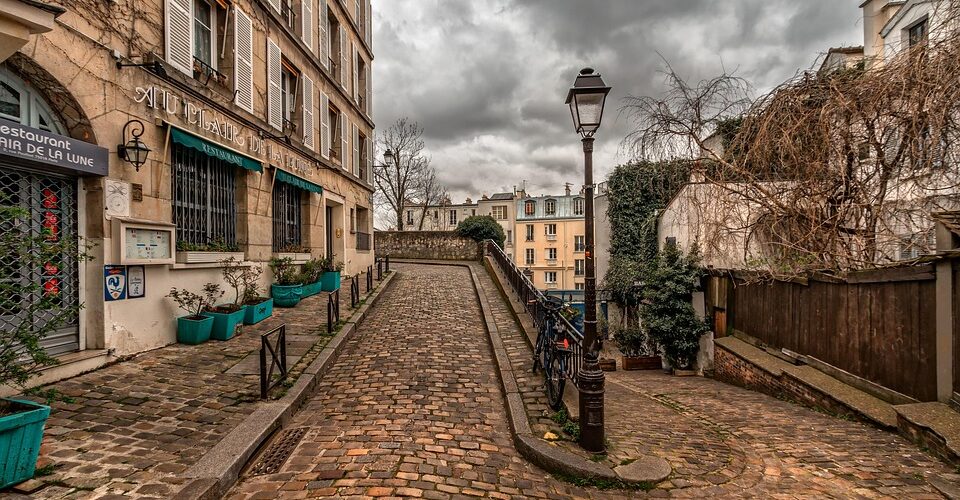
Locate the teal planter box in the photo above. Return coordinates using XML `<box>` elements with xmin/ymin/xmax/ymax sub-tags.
<box><xmin>177</xmin><ymin>315</ymin><xmax>213</xmax><ymax>345</ymax></box>
<box><xmin>302</xmin><ymin>281</ymin><xmax>323</xmax><ymax>297</ymax></box>
<box><xmin>271</xmin><ymin>283</ymin><xmax>303</xmax><ymax>308</ymax></box>
<box><xmin>202</xmin><ymin>305</ymin><xmax>246</xmax><ymax>341</ymax></box>
<box><xmin>243</xmin><ymin>298</ymin><xmax>274</xmax><ymax>325</ymax></box>
<box><xmin>0</xmin><ymin>399</ymin><xmax>50</xmax><ymax>489</ymax></box>
<box><xmin>320</xmin><ymin>271</ymin><xmax>341</xmax><ymax>291</ymax></box>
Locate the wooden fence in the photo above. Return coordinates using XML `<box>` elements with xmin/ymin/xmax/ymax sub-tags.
<box><xmin>706</xmin><ymin>263</ymin><xmax>940</xmax><ymax>402</ymax></box>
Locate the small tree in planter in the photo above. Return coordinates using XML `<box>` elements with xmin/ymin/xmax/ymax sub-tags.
<box><xmin>270</xmin><ymin>257</ymin><xmax>303</xmax><ymax>307</ymax></box>
<box><xmin>201</xmin><ymin>258</ymin><xmax>248</xmax><ymax>341</ymax></box>
<box><xmin>240</xmin><ymin>264</ymin><xmax>273</xmax><ymax>325</ymax></box>
<box><xmin>640</xmin><ymin>243</ymin><xmax>709</xmax><ymax>373</ymax></box>
<box><xmin>0</xmin><ymin>203</ymin><xmax>89</xmax><ymax>487</ymax></box>
<box><xmin>300</xmin><ymin>258</ymin><xmax>325</xmax><ymax>297</ymax></box>
<box><xmin>167</xmin><ymin>283</ymin><xmax>223</xmax><ymax>345</ymax></box>
<box><xmin>613</xmin><ymin>326</ymin><xmax>660</xmax><ymax>370</ymax></box>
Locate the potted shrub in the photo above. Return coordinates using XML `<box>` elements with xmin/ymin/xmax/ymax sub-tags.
<box><xmin>640</xmin><ymin>243</ymin><xmax>710</xmax><ymax>375</ymax></box>
<box><xmin>0</xmin><ymin>203</ymin><xmax>87</xmax><ymax>488</ymax></box>
<box><xmin>202</xmin><ymin>259</ymin><xmax>246</xmax><ymax>341</ymax></box>
<box><xmin>167</xmin><ymin>283</ymin><xmax>222</xmax><ymax>345</ymax></box>
<box><xmin>320</xmin><ymin>258</ymin><xmax>344</xmax><ymax>292</ymax></box>
<box><xmin>270</xmin><ymin>257</ymin><xmax>303</xmax><ymax>307</ymax></box>
<box><xmin>273</xmin><ymin>243</ymin><xmax>311</xmax><ymax>263</ymax></box>
<box><xmin>239</xmin><ymin>263</ymin><xmax>273</xmax><ymax>325</ymax></box>
<box><xmin>613</xmin><ymin>326</ymin><xmax>661</xmax><ymax>370</ymax></box>
<box><xmin>300</xmin><ymin>258</ymin><xmax>325</xmax><ymax>298</ymax></box>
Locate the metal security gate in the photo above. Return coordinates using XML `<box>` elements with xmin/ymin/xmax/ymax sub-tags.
<box><xmin>171</xmin><ymin>143</ymin><xmax>237</xmax><ymax>247</ymax></box>
<box><xmin>272</xmin><ymin>181</ymin><xmax>303</xmax><ymax>251</ymax></box>
<box><xmin>0</xmin><ymin>164</ymin><xmax>80</xmax><ymax>355</ymax></box>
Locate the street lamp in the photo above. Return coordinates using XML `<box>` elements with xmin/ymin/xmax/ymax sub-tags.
<box><xmin>565</xmin><ymin>67</ymin><xmax>611</xmax><ymax>453</ymax></box>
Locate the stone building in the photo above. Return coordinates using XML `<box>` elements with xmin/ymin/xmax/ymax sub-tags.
<box><xmin>0</xmin><ymin>0</ymin><xmax>374</xmax><ymax>384</ymax></box>
<box><xmin>515</xmin><ymin>189</ymin><xmax>585</xmax><ymax>291</ymax></box>
<box><xmin>402</xmin><ymin>197</ymin><xmax>477</xmax><ymax>232</ymax></box>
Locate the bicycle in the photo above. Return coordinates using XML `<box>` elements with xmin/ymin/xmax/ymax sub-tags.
<box><xmin>532</xmin><ymin>296</ymin><xmax>573</xmax><ymax>411</ymax></box>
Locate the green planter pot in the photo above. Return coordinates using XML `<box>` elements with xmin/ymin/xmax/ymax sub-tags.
<box><xmin>0</xmin><ymin>399</ymin><xmax>50</xmax><ymax>489</ymax></box>
<box><xmin>320</xmin><ymin>271</ymin><xmax>341</xmax><ymax>292</ymax></box>
<box><xmin>243</xmin><ymin>298</ymin><xmax>274</xmax><ymax>325</ymax></box>
<box><xmin>302</xmin><ymin>280</ymin><xmax>323</xmax><ymax>297</ymax></box>
<box><xmin>271</xmin><ymin>283</ymin><xmax>303</xmax><ymax>308</ymax></box>
<box><xmin>202</xmin><ymin>305</ymin><xmax>247</xmax><ymax>341</ymax></box>
<box><xmin>177</xmin><ymin>315</ymin><xmax>214</xmax><ymax>345</ymax></box>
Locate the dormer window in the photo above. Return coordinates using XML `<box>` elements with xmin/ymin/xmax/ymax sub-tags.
<box><xmin>544</xmin><ymin>199</ymin><xmax>557</xmax><ymax>215</ymax></box>
<box><xmin>524</xmin><ymin>200</ymin><xmax>536</xmax><ymax>216</ymax></box>
<box><xmin>573</xmin><ymin>197</ymin><xmax>584</xmax><ymax>216</ymax></box>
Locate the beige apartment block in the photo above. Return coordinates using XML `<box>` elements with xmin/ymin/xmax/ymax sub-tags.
<box><xmin>402</xmin><ymin>199</ymin><xmax>478</xmax><ymax>231</ymax></box>
<box><xmin>0</xmin><ymin>0</ymin><xmax>375</xmax><ymax>382</ymax></box>
<box><xmin>515</xmin><ymin>192</ymin><xmax>586</xmax><ymax>291</ymax></box>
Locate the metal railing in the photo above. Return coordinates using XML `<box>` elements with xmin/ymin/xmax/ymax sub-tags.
<box><xmin>259</xmin><ymin>325</ymin><xmax>288</xmax><ymax>399</ymax></box>
<box><xmin>327</xmin><ymin>289</ymin><xmax>340</xmax><ymax>334</ymax></box>
<box><xmin>350</xmin><ymin>274</ymin><xmax>360</xmax><ymax>308</ymax></box>
<box><xmin>483</xmin><ymin>240</ymin><xmax>584</xmax><ymax>388</ymax></box>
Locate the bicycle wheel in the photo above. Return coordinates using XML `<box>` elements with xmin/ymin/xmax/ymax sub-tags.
<box><xmin>545</xmin><ymin>350</ymin><xmax>566</xmax><ymax>411</ymax></box>
<box><xmin>532</xmin><ymin>329</ymin><xmax>546</xmax><ymax>372</ymax></box>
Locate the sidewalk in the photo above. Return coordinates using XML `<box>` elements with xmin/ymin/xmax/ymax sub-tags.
<box><xmin>9</xmin><ymin>271</ymin><xmax>385</xmax><ymax>499</ymax></box>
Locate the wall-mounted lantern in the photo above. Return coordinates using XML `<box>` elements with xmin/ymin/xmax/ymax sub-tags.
<box><xmin>118</xmin><ymin>119</ymin><xmax>151</xmax><ymax>172</ymax></box>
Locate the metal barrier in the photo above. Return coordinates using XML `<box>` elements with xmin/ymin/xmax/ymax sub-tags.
<box><xmin>376</xmin><ymin>258</ymin><xmax>383</xmax><ymax>280</ymax></box>
<box><xmin>367</xmin><ymin>265</ymin><xmax>374</xmax><ymax>292</ymax></box>
<box><xmin>327</xmin><ymin>288</ymin><xmax>340</xmax><ymax>334</ymax></box>
<box><xmin>259</xmin><ymin>325</ymin><xmax>288</xmax><ymax>399</ymax></box>
<box><xmin>350</xmin><ymin>274</ymin><xmax>360</xmax><ymax>308</ymax></box>
<box><xmin>483</xmin><ymin>240</ymin><xmax>584</xmax><ymax>388</ymax></box>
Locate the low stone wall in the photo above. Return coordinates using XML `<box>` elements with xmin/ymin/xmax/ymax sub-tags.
<box><xmin>374</xmin><ymin>231</ymin><xmax>481</xmax><ymax>261</ymax></box>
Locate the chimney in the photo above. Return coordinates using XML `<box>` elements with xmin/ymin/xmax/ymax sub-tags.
<box><xmin>565</xmin><ymin>183</ymin><xmax>572</xmax><ymax>196</ymax></box>
<box><xmin>465</xmin><ymin>197</ymin><xmax>472</xmax><ymax>205</ymax></box>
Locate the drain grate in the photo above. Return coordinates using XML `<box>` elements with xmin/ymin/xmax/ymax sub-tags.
<box><xmin>250</xmin><ymin>427</ymin><xmax>309</xmax><ymax>476</ymax></box>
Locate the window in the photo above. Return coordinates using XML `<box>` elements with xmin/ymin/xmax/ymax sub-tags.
<box><xmin>545</xmin><ymin>272</ymin><xmax>557</xmax><ymax>284</ymax></box>
<box><xmin>665</xmin><ymin>236</ymin><xmax>677</xmax><ymax>248</ymax></box>
<box><xmin>506</xmin><ymin>230</ymin><xmax>512</xmax><ymax>245</ymax></box>
<box><xmin>280</xmin><ymin>0</ymin><xmax>296</xmax><ymax>29</ymax></box>
<box><xmin>328</xmin><ymin>11</ymin><xmax>341</xmax><ymax>80</ymax></box>
<box><xmin>356</xmin><ymin>207</ymin><xmax>371</xmax><ymax>250</ymax></box>
<box><xmin>575</xmin><ymin>259</ymin><xmax>585</xmax><ymax>276</ymax></box>
<box><xmin>909</xmin><ymin>19</ymin><xmax>928</xmax><ymax>47</ymax></box>
<box><xmin>573</xmin><ymin>198</ymin><xmax>584</xmax><ymax>216</ymax></box>
<box><xmin>272</xmin><ymin>181</ymin><xmax>303</xmax><ymax>251</ymax></box>
<box><xmin>524</xmin><ymin>200</ymin><xmax>536</xmax><ymax>216</ymax></box>
<box><xmin>406</xmin><ymin>210</ymin><xmax>413</xmax><ymax>226</ymax></box>
<box><xmin>575</xmin><ymin>283</ymin><xmax>584</xmax><ymax>291</ymax></box>
<box><xmin>193</xmin><ymin>0</ymin><xmax>215</xmax><ymax>68</ymax></box>
<box><xmin>471</xmin><ymin>209</ymin><xmax>476</xmax><ymax>216</ymax></box>
<box><xmin>433</xmin><ymin>210</ymin><xmax>438</xmax><ymax>219</ymax></box>
<box><xmin>525</xmin><ymin>248</ymin><xmax>535</xmax><ymax>265</ymax></box>
<box><xmin>280</xmin><ymin>62</ymin><xmax>298</xmax><ymax>129</ymax></box>
<box><xmin>172</xmin><ymin>143</ymin><xmax>237</xmax><ymax>247</ymax></box>
<box><xmin>449</xmin><ymin>210</ymin><xmax>458</xmax><ymax>226</ymax></box>
<box><xmin>492</xmin><ymin>205</ymin><xmax>507</xmax><ymax>220</ymax></box>
<box><xmin>525</xmin><ymin>224</ymin><xmax>534</xmax><ymax>241</ymax></box>
<box><xmin>545</xmin><ymin>224</ymin><xmax>557</xmax><ymax>236</ymax></box>
<box><xmin>0</xmin><ymin>69</ymin><xmax>64</xmax><ymax>133</ymax></box>
<box><xmin>329</xmin><ymin>105</ymin><xmax>342</xmax><ymax>160</ymax></box>
<box><xmin>546</xmin><ymin>248</ymin><xmax>557</xmax><ymax>261</ymax></box>
<box><xmin>544</xmin><ymin>199</ymin><xmax>556</xmax><ymax>215</ymax></box>
<box><xmin>574</xmin><ymin>235</ymin><xmax>585</xmax><ymax>252</ymax></box>
<box><xmin>350</xmin><ymin>208</ymin><xmax>356</xmax><ymax>233</ymax></box>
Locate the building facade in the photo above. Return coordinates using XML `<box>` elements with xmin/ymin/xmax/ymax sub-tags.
<box><xmin>477</xmin><ymin>192</ymin><xmax>516</xmax><ymax>260</ymax></box>
<box><xmin>0</xmin><ymin>0</ymin><xmax>375</xmax><ymax>383</ymax></box>
<box><xmin>402</xmin><ymin>198</ymin><xmax>478</xmax><ymax>232</ymax></box>
<box><xmin>515</xmin><ymin>192</ymin><xmax>585</xmax><ymax>291</ymax></box>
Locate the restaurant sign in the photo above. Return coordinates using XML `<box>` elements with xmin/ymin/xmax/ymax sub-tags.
<box><xmin>0</xmin><ymin>118</ymin><xmax>108</xmax><ymax>176</ymax></box>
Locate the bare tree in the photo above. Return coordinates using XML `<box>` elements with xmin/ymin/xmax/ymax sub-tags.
<box><xmin>375</xmin><ymin>118</ymin><xmax>431</xmax><ymax>231</ymax></box>
<box><xmin>416</xmin><ymin>167</ymin><xmax>448</xmax><ymax>230</ymax></box>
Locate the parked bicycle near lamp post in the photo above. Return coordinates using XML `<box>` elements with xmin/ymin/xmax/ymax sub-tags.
<box><xmin>532</xmin><ymin>295</ymin><xmax>575</xmax><ymax>411</ymax></box>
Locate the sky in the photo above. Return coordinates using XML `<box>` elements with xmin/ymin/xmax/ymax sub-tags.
<box><xmin>371</xmin><ymin>0</ymin><xmax>863</xmax><ymax>207</ymax></box>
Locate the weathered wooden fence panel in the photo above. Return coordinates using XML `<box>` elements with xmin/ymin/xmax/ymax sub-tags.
<box><xmin>718</xmin><ymin>267</ymin><xmax>938</xmax><ymax>402</ymax></box>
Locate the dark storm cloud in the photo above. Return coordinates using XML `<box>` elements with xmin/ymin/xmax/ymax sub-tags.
<box><xmin>372</xmin><ymin>0</ymin><xmax>862</xmax><ymax>207</ymax></box>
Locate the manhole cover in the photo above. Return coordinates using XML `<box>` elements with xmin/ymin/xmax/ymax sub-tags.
<box><xmin>249</xmin><ymin>427</ymin><xmax>309</xmax><ymax>476</ymax></box>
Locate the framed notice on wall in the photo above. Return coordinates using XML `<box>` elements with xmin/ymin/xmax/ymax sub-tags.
<box><xmin>127</xmin><ymin>265</ymin><xmax>145</xmax><ymax>298</ymax></box>
<box><xmin>113</xmin><ymin>218</ymin><xmax>176</xmax><ymax>265</ymax></box>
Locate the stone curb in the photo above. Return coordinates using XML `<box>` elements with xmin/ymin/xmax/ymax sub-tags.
<box><xmin>173</xmin><ymin>271</ymin><xmax>398</xmax><ymax>500</ymax></box>
<box><xmin>392</xmin><ymin>259</ymin><xmax>620</xmax><ymax>482</ymax></box>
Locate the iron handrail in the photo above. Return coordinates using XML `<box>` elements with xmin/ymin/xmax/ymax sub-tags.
<box><xmin>482</xmin><ymin>240</ymin><xmax>584</xmax><ymax>387</ymax></box>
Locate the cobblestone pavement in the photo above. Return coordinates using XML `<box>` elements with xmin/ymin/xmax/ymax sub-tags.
<box><xmin>17</xmin><ymin>272</ymin><xmax>377</xmax><ymax>499</ymax></box>
<box><xmin>229</xmin><ymin>263</ymin><xmax>624</xmax><ymax>499</ymax></box>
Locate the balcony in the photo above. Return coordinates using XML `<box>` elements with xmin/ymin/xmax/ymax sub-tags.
<box><xmin>356</xmin><ymin>231</ymin><xmax>371</xmax><ymax>251</ymax></box>
<box><xmin>280</xmin><ymin>2</ymin><xmax>296</xmax><ymax>30</ymax></box>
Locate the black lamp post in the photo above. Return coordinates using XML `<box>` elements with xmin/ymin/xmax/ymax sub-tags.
<box><xmin>565</xmin><ymin>67</ymin><xmax>611</xmax><ymax>453</ymax></box>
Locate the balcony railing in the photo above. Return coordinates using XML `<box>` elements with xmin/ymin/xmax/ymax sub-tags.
<box><xmin>546</xmin><ymin>234</ymin><xmax>557</xmax><ymax>241</ymax></box>
<box><xmin>356</xmin><ymin>231</ymin><xmax>371</xmax><ymax>251</ymax></box>
<box><xmin>281</xmin><ymin>2</ymin><xmax>296</xmax><ymax>29</ymax></box>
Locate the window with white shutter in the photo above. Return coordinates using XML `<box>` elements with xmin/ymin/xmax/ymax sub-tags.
<box><xmin>267</xmin><ymin>0</ymin><xmax>281</xmax><ymax>12</ymax></box>
<box><xmin>341</xmin><ymin>115</ymin><xmax>349</xmax><ymax>170</ymax></box>
<box><xmin>320</xmin><ymin>92</ymin><xmax>330</xmax><ymax>159</ymax></box>
<box><xmin>365</xmin><ymin>0</ymin><xmax>372</xmax><ymax>47</ymax></box>
<box><xmin>366</xmin><ymin>136</ymin><xmax>372</xmax><ymax>182</ymax></box>
<box><xmin>302</xmin><ymin>75</ymin><xmax>315</xmax><ymax>150</ymax></box>
<box><xmin>165</xmin><ymin>0</ymin><xmax>193</xmax><ymax>76</ymax></box>
<box><xmin>365</xmin><ymin>59</ymin><xmax>371</xmax><ymax>116</ymax></box>
<box><xmin>352</xmin><ymin>123</ymin><xmax>359</xmax><ymax>175</ymax></box>
<box><xmin>267</xmin><ymin>38</ymin><xmax>282</xmax><ymax>131</ymax></box>
<box><xmin>320</xmin><ymin>2</ymin><xmax>329</xmax><ymax>69</ymax></box>
<box><xmin>301</xmin><ymin>0</ymin><xmax>313</xmax><ymax>50</ymax></box>
<box><xmin>339</xmin><ymin>27</ymin><xmax>347</xmax><ymax>88</ymax></box>
<box><xmin>233</xmin><ymin>7</ymin><xmax>254</xmax><ymax>112</ymax></box>
<box><xmin>352</xmin><ymin>45</ymin><xmax>359</xmax><ymax>103</ymax></box>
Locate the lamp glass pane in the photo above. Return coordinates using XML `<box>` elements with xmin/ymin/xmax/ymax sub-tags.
<box><xmin>575</xmin><ymin>92</ymin><xmax>604</xmax><ymax>129</ymax></box>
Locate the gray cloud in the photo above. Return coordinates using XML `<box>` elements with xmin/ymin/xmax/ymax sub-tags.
<box><xmin>372</xmin><ymin>0</ymin><xmax>862</xmax><ymax>209</ymax></box>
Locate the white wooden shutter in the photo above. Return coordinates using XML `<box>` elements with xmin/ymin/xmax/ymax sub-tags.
<box><xmin>320</xmin><ymin>92</ymin><xmax>330</xmax><ymax>159</ymax></box>
<box><xmin>165</xmin><ymin>0</ymin><xmax>193</xmax><ymax>76</ymax></box>
<box><xmin>267</xmin><ymin>38</ymin><xmax>282</xmax><ymax>131</ymax></box>
<box><xmin>301</xmin><ymin>0</ymin><xmax>313</xmax><ymax>50</ymax></box>
<box><xmin>366</xmin><ymin>134</ymin><xmax>372</xmax><ymax>181</ymax></box>
<box><xmin>352</xmin><ymin>45</ymin><xmax>359</xmax><ymax>103</ymax></box>
<box><xmin>233</xmin><ymin>7</ymin><xmax>254</xmax><ymax>113</ymax></box>
<box><xmin>302</xmin><ymin>75</ymin><xmax>315</xmax><ymax>150</ymax></box>
<box><xmin>341</xmin><ymin>115</ymin><xmax>349</xmax><ymax>170</ymax></box>
<box><xmin>365</xmin><ymin>0</ymin><xmax>372</xmax><ymax>47</ymax></box>
<box><xmin>268</xmin><ymin>0</ymin><xmax>281</xmax><ymax>12</ymax></box>
<box><xmin>320</xmin><ymin>2</ymin><xmax>329</xmax><ymax>69</ymax></box>
<box><xmin>340</xmin><ymin>26</ymin><xmax>348</xmax><ymax>87</ymax></box>
<box><xmin>352</xmin><ymin>123</ymin><xmax>360</xmax><ymax>175</ymax></box>
<box><xmin>366</xmin><ymin>59</ymin><xmax>372</xmax><ymax>116</ymax></box>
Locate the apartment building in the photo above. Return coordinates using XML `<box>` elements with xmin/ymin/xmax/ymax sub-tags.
<box><xmin>477</xmin><ymin>192</ymin><xmax>517</xmax><ymax>260</ymax></box>
<box><xmin>402</xmin><ymin>198</ymin><xmax>478</xmax><ymax>231</ymax></box>
<box><xmin>0</xmin><ymin>0</ymin><xmax>374</xmax><ymax>381</ymax></box>
<box><xmin>515</xmin><ymin>191</ymin><xmax>586</xmax><ymax>291</ymax></box>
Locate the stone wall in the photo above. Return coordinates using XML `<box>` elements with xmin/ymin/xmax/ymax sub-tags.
<box><xmin>375</xmin><ymin>231</ymin><xmax>481</xmax><ymax>261</ymax></box>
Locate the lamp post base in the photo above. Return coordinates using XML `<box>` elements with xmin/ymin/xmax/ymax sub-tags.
<box><xmin>578</xmin><ymin>353</ymin><xmax>606</xmax><ymax>452</ymax></box>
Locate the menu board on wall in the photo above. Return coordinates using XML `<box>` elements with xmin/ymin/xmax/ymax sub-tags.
<box><xmin>114</xmin><ymin>219</ymin><xmax>176</xmax><ymax>265</ymax></box>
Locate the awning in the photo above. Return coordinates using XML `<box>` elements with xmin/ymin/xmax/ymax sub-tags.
<box><xmin>275</xmin><ymin>168</ymin><xmax>323</xmax><ymax>194</ymax></box>
<box><xmin>170</xmin><ymin>127</ymin><xmax>262</xmax><ymax>172</ymax></box>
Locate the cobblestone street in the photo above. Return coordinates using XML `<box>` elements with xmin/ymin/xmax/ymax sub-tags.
<box><xmin>229</xmin><ymin>263</ymin><xmax>958</xmax><ymax>499</ymax></box>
